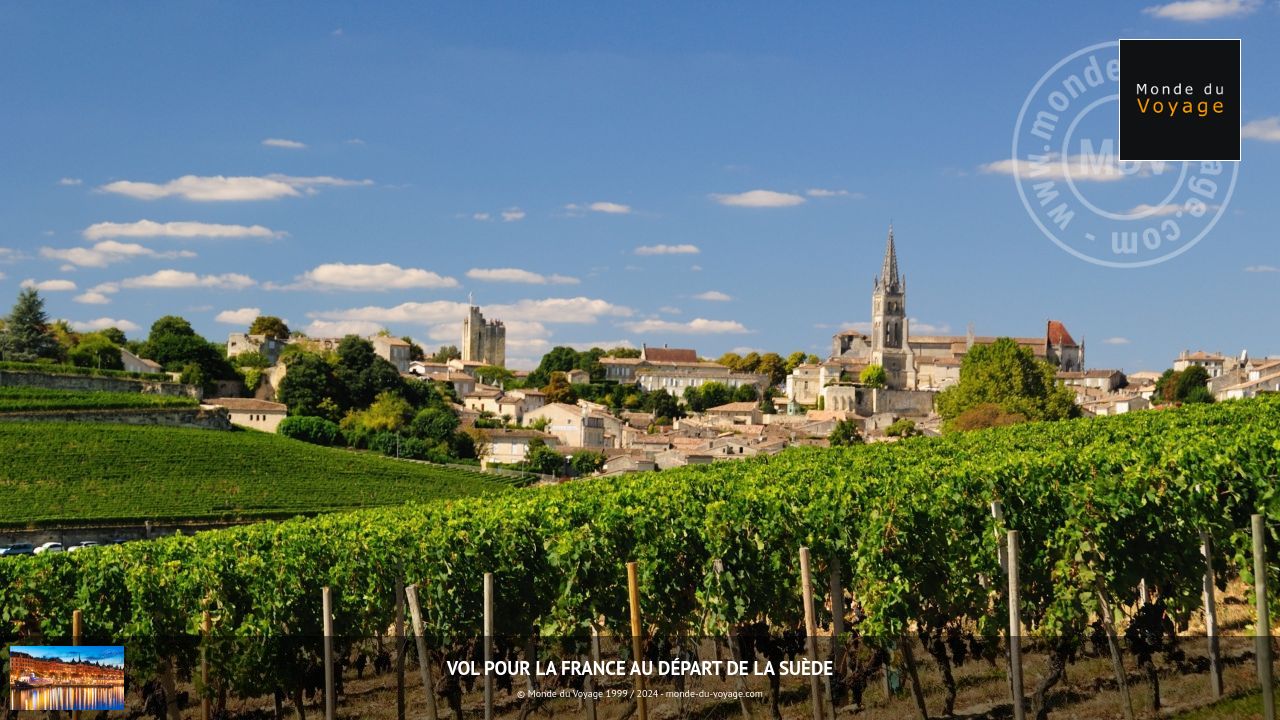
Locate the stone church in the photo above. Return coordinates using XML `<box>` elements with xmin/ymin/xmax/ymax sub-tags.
<box><xmin>792</xmin><ymin>226</ymin><xmax>1085</xmax><ymax>401</ymax></box>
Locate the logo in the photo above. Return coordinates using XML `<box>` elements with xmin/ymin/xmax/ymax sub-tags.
<box><xmin>1011</xmin><ymin>41</ymin><xmax>1238</xmax><ymax>268</ymax></box>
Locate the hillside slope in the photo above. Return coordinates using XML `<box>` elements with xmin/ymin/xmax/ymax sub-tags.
<box><xmin>0</xmin><ymin>422</ymin><xmax>511</xmax><ymax>527</ymax></box>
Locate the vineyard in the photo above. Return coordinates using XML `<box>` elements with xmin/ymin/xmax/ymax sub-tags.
<box><xmin>0</xmin><ymin>359</ymin><xmax>169</xmax><ymax>380</ymax></box>
<box><xmin>0</xmin><ymin>423</ymin><xmax>512</xmax><ymax>527</ymax></box>
<box><xmin>0</xmin><ymin>386</ymin><xmax>199</xmax><ymax>412</ymax></box>
<box><xmin>3</xmin><ymin>397</ymin><xmax>1280</xmax><ymax>719</ymax></box>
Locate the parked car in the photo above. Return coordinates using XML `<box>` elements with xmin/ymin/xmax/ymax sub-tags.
<box><xmin>68</xmin><ymin>541</ymin><xmax>100</xmax><ymax>553</ymax></box>
<box><xmin>33</xmin><ymin>542</ymin><xmax>64</xmax><ymax>555</ymax></box>
<box><xmin>0</xmin><ymin>543</ymin><xmax>35</xmax><ymax>556</ymax></box>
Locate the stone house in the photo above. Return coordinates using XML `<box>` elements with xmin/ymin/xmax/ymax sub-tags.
<box><xmin>208</xmin><ymin>397</ymin><xmax>288</xmax><ymax>432</ymax></box>
<box><xmin>478</xmin><ymin>428</ymin><xmax>558</xmax><ymax>466</ymax></box>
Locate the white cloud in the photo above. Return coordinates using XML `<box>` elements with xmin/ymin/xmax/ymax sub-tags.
<box><xmin>658</xmin><ymin>306</ymin><xmax>681</xmax><ymax>315</ymax></box>
<box><xmin>303</xmin><ymin>319</ymin><xmax>385</xmax><ymax>337</ymax></box>
<box><xmin>711</xmin><ymin>189</ymin><xmax>806</xmax><ymax>208</ymax></box>
<box><xmin>73</xmin><ymin>291</ymin><xmax>111</xmax><ymax>305</ymax></box>
<box><xmin>262</xmin><ymin>138</ymin><xmax>307</xmax><ymax>149</ymax></box>
<box><xmin>59</xmin><ymin>177</ymin><xmax>83</xmax><ymax>186</ymax></box>
<box><xmin>1143</xmin><ymin>0</ymin><xmax>1259</xmax><ymax>21</ymax></box>
<box><xmin>215</xmin><ymin>307</ymin><xmax>263</xmax><ymax>325</ymax></box>
<box><xmin>99</xmin><ymin>174</ymin><xmax>372</xmax><ymax>201</ymax></box>
<box><xmin>466</xmin><ymin>268</ymin><xmax>579</xmax><ymax>285</ymax></box>
<box><xmin>635</xmin><ymin>244</ymin><xmax>700</xmax><ymax>256</ymax></box>
<box><xmin>345</xmin><ymin>138</ymin><xmax>366</xmax><ymax>145</ymax></box>
<box><xmin>0</xmin><ymin>248</ymin><xmax>24</xmax><ymax>263</ymax></box>
<box><xmin>566</xmin><ymin>339</ymin><xmax>635</xmax><ymax>351</ymax></box>
<box><xmin>122</xmin><ymin>270</ymin><xmax>255</xmax><ymax>290</ymax></box>
<box><xmin>279</xmin><ymin>263</ymin><xmax>459</xmax><ymax>291</ymax></box>
<box><xmin>69</xmin><ymin>317</ymin><xmax>140</xmax><ymax>332</ymax></box>
<box><xmin>264</xmin><ymin>174</ymin><xmax>373</xmax><ymax>189</ymax></box>
<box><xmin>980</xmin><ymin>154</ymin><xmax>1171</xmax><ymax>183</ymax></box>
<box><xmin>84</xmin><ymin>220</ymin><xmax>282</xmax><ymax>241</ymax></box>
<box><xmin>472</xmin><ymin>212</ymin><xmax>492</xmax><ymax>221</ymax></box>
<box><xmin>41</xmin><ymin>241</ymin><xmax>196</xmax><ymax>268</ymax></box>
<box><xmin>501</xmin><ymin>207</ymin><xmax>526</xmax><ymax>222</ymax></box>
<box><xmin>20</xmin><ymin>278</ymin><xmax>77</xmax><ymax>292</ymax></box>
<box><xmin>1242</xmin><ymin>117</ymin><xmax>1280</xmax><ymax>142</ymax></box>
<box><xmin>1245</xmin><ymin>265</ymin><xmax>1279</xmax><ymax>273</ymax></box>
<box><xmin>1103</xmin><ymin>337</ymin><xmax>1132</xmax><ymax>345</ymax></box>
<box><xmin>694</xmin><ymin>290</ymin><xmax>732</xmax><ymax>301</ymax></box>
<box><xmin>589</xmin><ymin>201</ymin><xmax>632</xmax><ymax>214</ymax></box>
<box><xmin>1127</xmin><ymin>202</ymin><xmax>1222</xmax><ymax>217</ymax></box>
<box><xmin>806</xmin><ymin>188</ymin><xmax>864</xmax><ymax>199</ymax></box>
<box><xmin>310</xmin><ymin>297</ymin><xmax>632</xmax><ymax>327</ymax></box>
<box><xmin>621</xmin><ymin>318</ymin><xmax>749</xmax><ymax>335</ymax></box>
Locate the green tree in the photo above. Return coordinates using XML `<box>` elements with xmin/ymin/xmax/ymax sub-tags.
<box><xmin>0</xmin><ymin>288</ymin><xmax>60</xmax><ymax>361</ymax></box>
<box><xmin>142</xmin><ymin>315</ymin><xmax>236</xmax><ymax>387</ymax></box>
<box><xmin>524</xmin><ymin>439</ymin><xmax>565</xmax><ymax>476</ymax></box>
<box><xmin>335</xmin><ymin>335</ymin><xmax>404</xmax><ymax>408</ymax></box>
<box><xmin>949</xmin><ymin>403</ymin><xmax>1027</xmax><ymax>431</ymax></box>
<box><xmin>99</xmin><ymin>327</ymin><xmax>128</xmax><ymax>346</ymax></box>
<box><xmin>230</xmin><ymin>350</ymin><xmax>270</xmax><ymax>369</ymax></box>
<box><xmin>248</xmin><ymin>315</ymin><xmax>290</xmax><ymax>339</ymax></box>
<box><xmin>570</xmin><ymin>450</ymin><xmax>606</xmax><ymax>476</ymax></box>
<box><xmin>354</xmin><ymin>391</ymin><xmax>415</xmax><ymax>432</ymax></box>
<box><xmin>278</xmin><ymin>352</ymin><xmax>344</xmax><ymax>420</ymax></box>
<box><xmin>543</xmin><ymin>371</ymin><xmax>578</xmax><ymax>404</ymax></box>
<box><xmin>885</xmin><ymin>418</ymin><xmax>920</xmax><ymax>437</ymax></box>
<box><xmin>528</xmin><ymin>346</ymin><xmax>579</xmax><ymax>387</ymax></box>
<box><xmin>428</xmin><ymin>345</ymin><xmax>461</xmax><ymax>363</ymax></box>
<box><xmin>828</xmin><ymin>418</ymin><xmax>864</xmax><ymax>446</ymax></box>
<box><xmin>67</xmin><ymin>332</ymin><xmax>124</xmax><ymax>370</ymax></box>
<box><xmin>1175</xmin><ymin>365</ymin><xmax>1213</xmax><ymax>403</ymax></box>
<box><xmin>785</xmin><ymin>351</ymin><xmax>808</xmax><ymax>374</ymax></box>
<box><xmin>684</xmin><ymin>381</ymin><xmax>733</xmax><ymax>412</ymax></box>
<box><xmin>935</xmin><ymin>338</ymin><xmax>1079</xmax><ymax>431</ymax></box>
<box><xmin>646</xmin><ymin>389</ymin><xmax>685</xmax><ymax>422</ymax></box>
<box><xmin>401</xmin><ymin>336</ymin><xmax>425</xmax><ymax>362</ymax></box>
<box><xmin>410</xmin><ymin>406</ymin><xmax>460</xmax><ymax>443</ymax></box>
<box><xmin>757</xmin><ymin>352</ymin><xmax>787</xmax><ymax>386</ymax></box>
<box><xmin>475</xmin><ymin>365</ymin><xmax>515</xmax><ymax>387</ymax></box>
<box><xmin>860</xmin><ymin>364</ymin><xmax>887</xmax><ymax>389</ymax></box>
<box><xmin>732</xmin><ymin>384</ymin><xmax>759</xmax><ymax>402</ymax></box>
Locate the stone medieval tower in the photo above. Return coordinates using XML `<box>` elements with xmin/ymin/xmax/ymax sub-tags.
<box><xmin>461</xmin><ymin>303</ymin><xmax>506</xmax><ymax>367</ymax></box>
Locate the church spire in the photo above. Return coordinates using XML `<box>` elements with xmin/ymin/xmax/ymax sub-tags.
<box><xmin>878</xmin><ymin>224</ymin><xmax>901</xmax><ymax>292</ymax></box>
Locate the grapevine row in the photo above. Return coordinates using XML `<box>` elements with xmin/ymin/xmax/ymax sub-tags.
<box><xmin>2</xmin><ymin>397</ymin><xmax>1279</xmax><ymax>716</ymax></box>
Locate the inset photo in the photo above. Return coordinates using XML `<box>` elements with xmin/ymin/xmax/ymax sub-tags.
<box><xmin>8</xmin><ymin>646</ymin><xmax>126</xmax><ymax>712</ymax></box>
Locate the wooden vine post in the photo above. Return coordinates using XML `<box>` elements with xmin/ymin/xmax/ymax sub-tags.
<box><xmin>201</xmin><ymin>609</ymin><xmax>212</xmax><ymax>720</ymax></box>
<box><xmin>395</xmin><ymin>579</ymin><xmax>407</xmax><ymax>720</ymax></box>
<box><xmin>1093</xmin><ymin>582</ymin><xmax>1135</xmax><ymax>720</ymax></box>
<box><xmin>827</xmin><ymin>557</ymin><xmax>842</xmax><ymax>718</ymax></box>
<box><xmin>323</xmin><ymin>586</ymin><xmax>335</xmax><ymax>720</ymax></box>
<box><xmin>626</xmin><ymin>561</ymin><xmax>649</xmax><ymax>720</ymax></box>
<box><xmin>1006</xmin><ymin>530</ymin><xmax>1025</xmax><ymax>720</ymax></box>
<box><xmin>798</xmin><ymin>547</ymin><xmax>825</xmax><ymax>720</ymax></box>
<box><xmin>484</xmin><ymin>572</ymin><xmax>495</xmax><ymax>720</ymax></box>
<box><xmin>1254</xmin><ymin>514</ymin><xmax>1275</xmax><ymax>720</ymax></box>
<box><xmin>1201</xmin><ymin>531</ymin><xmax>1222</xmax><ymax>699</ymax></box>
<box><xmin>404</xmin><ymin>584</ymin><xmax>440</xmax><ymax>720</ymax></box>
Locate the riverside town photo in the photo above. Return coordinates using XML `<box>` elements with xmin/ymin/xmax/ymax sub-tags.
<box><xmin>0</xmin><ymin>3</ymin><xmax>1276</xmax><ymax>719</ymax></box>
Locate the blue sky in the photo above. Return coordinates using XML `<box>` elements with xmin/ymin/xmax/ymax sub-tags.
<box><xmin>0</xmin><ymin>2</ymin><xmax>1276</xmax><ymax>371</ymax></box>
<box><xmin>12</xmin><ymin>645</ymin><xmax>125</xmax><ymax>668</ymax></box>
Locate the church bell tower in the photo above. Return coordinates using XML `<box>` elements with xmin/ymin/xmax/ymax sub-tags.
<box><xmin>869</xmin><ymin>225</ymin><xmax>913</xmax><ymax>389</ymax></box>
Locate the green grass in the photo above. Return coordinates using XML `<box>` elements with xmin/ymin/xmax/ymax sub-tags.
<box><xmin>0</xmin><ymin>386</ymin><xmax>198</xmax><ymax>412</ymax></box>
<box><xmin>0</xmin><ymin>422</ymin><xmax>511</xmax><ymax>527</ymax></box>
<box><xmin>1171</xmin><ymin>691</ymin><xmax>1263</xmax><ymax>719</ymax></box>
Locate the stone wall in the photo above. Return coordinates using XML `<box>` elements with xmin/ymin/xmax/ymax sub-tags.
<box><xmin>869</xmin><ymin>388</ymin><xmax>936</xmax><ymax>416</ymax></box>
<box><xmin>0</xmin><ymin>369</ymin><xmax>200</xmax><ymax>398</ymax></box>
<box><xmin>0</xmin><ymin>518</ymin><xmax>261</xmax><ymax>548</ymax></box>
<box><xmin>0</xmin><ymin>405</ymin><xmax>231</xmax><ymax>430</ymax></box>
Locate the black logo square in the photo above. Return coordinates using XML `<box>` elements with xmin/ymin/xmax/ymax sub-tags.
<box><xmin>1119</xmin><ymin>39</ymin><xmax>1240</xmax><ymax>161</ymax></box>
